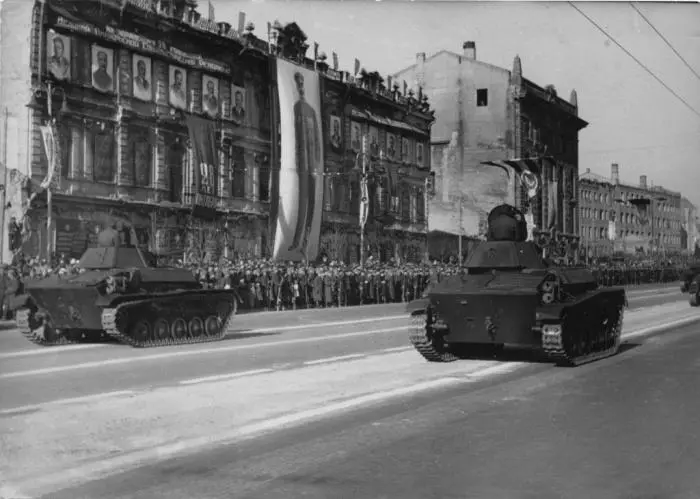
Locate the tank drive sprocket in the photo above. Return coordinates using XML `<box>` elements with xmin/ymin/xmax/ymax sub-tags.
<box><xmin>408</xmin><ymin>312</ymin><xmax>459</xmax><ymax>362</ymax></box>
<box><xmin>15</xmin><ymin>307</ymin><xmax>82</xmax><ymax>346</ymax></box>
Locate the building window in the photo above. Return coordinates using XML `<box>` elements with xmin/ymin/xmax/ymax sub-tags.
<box><xmin>476</xmin><ymin>88</ymin><xmax>488</xmax><ymax>107</ymax></box>
<box><xmin>230</xmin><ymin>146</ymin><xmax>246</xmax><ymax>199</ymax></box>
<box><xmin>401</xmin><ymin>184</ymin><xmax>411</xmax><ymax>222</ymax></box>
<box><xmin>93</xmin><ymin>130</ymin><xmax>116</xmax><ymax>182</ymax></box>
<box><xmin>259</xmin><ymin>161</ymin><xmax>270</xmax><ymax>202</ymax></box>
<box><xmin>416</xmin><ymin>188</ymin><xmax>426</xmax><ymax>223</ymax></box>
<box><xmin>130</xmin><ymin>127</ymin><xmax>152</xmax><ymax>187</ymax></box>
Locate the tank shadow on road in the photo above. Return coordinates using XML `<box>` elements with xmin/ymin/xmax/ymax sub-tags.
<box><xmin>453</xmin><ymin>341</ymin><xmax>642</xmax><ymax>364</ymax></box>
<box><xmin>223</xmin><ymin>330</ymin><xmax>282</xmax><ymax>341</ymax></box>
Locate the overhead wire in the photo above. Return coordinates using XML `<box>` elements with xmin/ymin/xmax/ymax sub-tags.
<box><xmin>568</xmin><ymin>2</ymin><xmax>700</xmax><ymax>120</ymax></box>
<box><xmin>629</xmin><ymin>2</ymin><xmax>700</xmax><ymax>84</ymax></box>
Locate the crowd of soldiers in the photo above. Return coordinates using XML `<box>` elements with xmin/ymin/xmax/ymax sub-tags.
<box><xmin>0</xmin><ymin>253</ymin><xmax>688</xmax><ymax>318</ymax></box>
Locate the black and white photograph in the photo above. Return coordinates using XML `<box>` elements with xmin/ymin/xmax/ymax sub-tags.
<box><xmin>4</xmin><ymin>2</ymin><xmax>700</xmax><ymax>499</ymax></box>
<box><xmin>46</xmin><ymin>31</ymin><xmax>71</xmax><ymax>81</ymax></box>
<box><xmin>230</xmin><ymin>84</ymin><xmax>246</xmax><ymax>121</ymax></box>
<box><xmin>131</xmin><ymin>54</ymin><xmax>152</xmax><ymax>102</ymax></box>
<box><xmin>328</xmin><ymin>114</ymin><xmax>342</xmax><ymax>151</ymax></box>
<box><xmin>201</xmin><ymin>75</ymin><xmax>219</xmax><ymax>118</ymax></box>
<box><xmin>350</xmin><ymin>120</ymin><xmax>361</xmax><ymax>151</ymax></box>
<box><xmin>168</xmin><ymin>64</ymin><xmax>187</xmax><ymax>110</ymax></box>
<box><xmin>90</xmin><ymin>44</ymin><xmax>114</xmax><ymax>93</ymax></box>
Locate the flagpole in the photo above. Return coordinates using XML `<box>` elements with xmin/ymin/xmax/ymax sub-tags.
<box><xmin>0</xmin><ymin>107</ymin><xmax>9</xmax><ymax>263</ymax></box>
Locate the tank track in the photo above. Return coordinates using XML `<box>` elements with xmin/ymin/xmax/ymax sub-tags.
<box><xmin>101</xmin><ymin>294</ymin><xmax>238</xmax><ymax>348</ymax></box>
<box><xmin>542</xmin><ymin>303</ymin><xmax>624</xmax><ymax>367</ymax></box>
<box><xmin>15</xmin><ymin>308</ymin><xmax>81</xmax><ymax>347</ymax></box>
<box><xmin>408</xmin><ymin>313</ymin><xmax>459</xmax><ymax>362</ymax></box>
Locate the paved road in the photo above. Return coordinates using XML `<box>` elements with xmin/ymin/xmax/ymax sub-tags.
<box><xmin>43</xmin><ymin>318</ymin><xmax>700</xmax><ymax>499</ymax></box>
<box><xmin>0</xmin><ymin>285</ymin><xmax>685</xmax><ymax>410</ymax></box>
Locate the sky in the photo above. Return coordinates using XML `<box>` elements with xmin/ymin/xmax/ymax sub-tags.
<box><xmin>212</xmin><ymin>0</ymin><xmax>700</xmax><ymax>207</ymax></box>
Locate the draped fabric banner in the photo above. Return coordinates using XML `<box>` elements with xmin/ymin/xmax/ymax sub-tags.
<box><xmin>547</xmin><ymin>180</ymin><xmax>559</xmax><ymax>229</ymax></box>
<box><xmin>39</xmin><ymin>122</ymin><xmax>62</xmax><ymax>190</ymax></box>
<box><xmin>359</xmin><ymin>177</ymin><xmax>369</xmax><ymax>229</ymax></box>
<box><xmin>273</xmin><ymin>59</ymin><xmax>325</xmax><ymax>261</ymax></box>
<box><xmin>185</xmin><ymin>115</ymin><xmax>217</xmax><ymax>197</ymax></box>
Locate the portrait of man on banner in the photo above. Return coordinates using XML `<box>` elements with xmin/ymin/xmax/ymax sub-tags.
<box><xmin>387</xmin><ymin>133</ymin><xmax>397</xmax><ymax>160</ymax></box>
<box><xmin>351</xmin><ymin>122</ymin><xmax>362</xmax><ymax>151</ymax></box>
<box><xmin>231</xmin><ymin>85</ymin><xmax>246</xmax><ymax>122</ymax></box>
<box><xmin>202</xmin><ymin>75</ymin><xmax>219</xmax><ymax>118</ymax></box>
<box><xmin>416</xmin><ymin>142</ymin><xmax>425</xmax><ymax>167</ymax></box>
<box><xmin>91</xmin><ymin>44</ymin><xmax>114</xmax><ymax>93</ymax></box>
<box><xmin>273</xmin><ymin>59</ymin><xmax>325</xmax><ymax>262</ymax></box>
<box><xmin>169</xmin><ymin>65</ymin><xmax>188</xmax><ymax>110</ymax></box>
<box><xmin>329</xmin><ymin>114</ymin><xmax>342</xmax><ymax>152</ymax></box>
<box><xmin>369</xmin><ymin>126</ymin><xmax>379</xmax><ymax>156</ymax></box>
<box><xmin>132</xmin><ymin>55</ymin><xmax>152</xmax><ymax>102</ymax></box>
<box><xmin>47</xmin><ymin>32</ymin><xmax>71</xmax><ymax>81</ymax></box>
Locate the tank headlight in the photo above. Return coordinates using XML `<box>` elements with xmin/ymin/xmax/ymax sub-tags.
<box><xmin>541</xmin><ymin>292</ymin><xmax>555</xmax><ymax>304</ymax></box>
<box><xmin>105</xmin><ymin>276</ymin><xmax>116</xmax><ymax>294</ymax></box>
<box><xmin>541</xmin><ymin>280</ymin><xmax>555</xmax><ymax>293</ymax></box>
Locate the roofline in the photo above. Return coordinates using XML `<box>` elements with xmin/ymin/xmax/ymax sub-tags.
<box><xmin>392</xmin><ymin>49</ymin><xmax>511</xmax><ymax>79</ymax></box>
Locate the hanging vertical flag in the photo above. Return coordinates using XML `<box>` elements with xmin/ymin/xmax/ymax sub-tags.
<box><xmin>237</xmin><ymin>11</ymin><xmax>246</xmax><ymax>33</ymax></box>
<box><xmin>39</xmin><ymin>122</ymin><xmax>62</xmax><ymax>190</ymax></box>
<box><xmin>403</xmin><ymin>80</ymin><xmax>407</xmax><ymax>96</ymax></box>
<box><xmin>332</xmin><ymin>52</ymin><xmax>338</xmax><ymax>71</ymax></box>
<box><xmin>354</xmin><ymin>58</ymin><xmax>360</xmax><ymax>76</ymax></box>
<box><xmin>607</xmin><ymin>220</ymin><xmax>617</xmax><ymax>241</ymax></box>
<box><xmin>208</xmin><ymin>0</ymin><xmax>215</xmax><ymax>21</ymax></box>
<box><xmin>313</xmin><ymin>42</ymin><xmax>319</xmax><ymax>70</ymax></box>
<box><xmin>267</xmin><ymin>21</ymin><xmax>272</xmax><ymax>52</ymax></box>
<box><xmin>547</xmin><ymin>179</ymin><xmax>558</xmax><ymax>229</ymax></box>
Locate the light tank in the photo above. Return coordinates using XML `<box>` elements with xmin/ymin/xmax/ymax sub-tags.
<box><xmin>11</xmin><ymin>224</ymin><xmax>240</xmax><ymax>348</ymax></box>
<box><xmin>681</xmin><ymin>263</ymin><xmax>700</xmax><ymax>306</ymax></box>
<box><xmin>407</xmin><ymin>204</ymin><xmax>628</xmax><ymax>366</ymax></box>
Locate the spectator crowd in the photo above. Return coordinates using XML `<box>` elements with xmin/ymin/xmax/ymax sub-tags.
<box><xmin>0</xmin><ymin>252</ymin><xmax>690</xmax><ymax>319</ymax></box>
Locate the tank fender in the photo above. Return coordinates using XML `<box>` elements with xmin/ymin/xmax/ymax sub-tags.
<box><xmin>406</xmin><ymin>298</ymin><xmax>430</xmax><ymax>316</ymax></box>
<box><xmin>8</xmin><ymin>293</ymin><xmax>33</xmax><ymax>311</ymax></box>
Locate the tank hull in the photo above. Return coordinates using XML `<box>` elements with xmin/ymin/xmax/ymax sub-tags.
<box><xmin>408</xmin><ymin>286</ymin><xmax>626</xmax><ymax>366</ymax></box>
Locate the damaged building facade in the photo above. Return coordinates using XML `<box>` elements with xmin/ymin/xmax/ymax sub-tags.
<box><xmin>393</xmin><ymin>42</ymin><xmax>587</xmax><ymax>260</ymax></box>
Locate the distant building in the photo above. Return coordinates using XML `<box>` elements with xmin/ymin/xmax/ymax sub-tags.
<box><xmin>393</xmin><ymin>42</ymin><xmax>587</xmax><ymax>257</ymax></box>
<box><xmin>579</xmin><ymin>163</ymin><xmax>683</xmax><ymax>258</ymax></box>
<box><xmin>680</xmin><ymin>197</ymin><xmax>699</xmax><ymax>253</ymax></box>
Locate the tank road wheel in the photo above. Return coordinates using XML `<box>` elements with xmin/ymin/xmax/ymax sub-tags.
<box><xmin>408</xmin><ymin>312</ymin><xmax>458</xmax><ymax>363</ymax></box>
<box><xmin>204</xmin><ymin>315</ymin><xmax>222</xmax><ymax>337</ymax></box>
<box><xmin>171</xmin><ymin>318</ymin><xmax>188</xmax><ymax>341</ymax></box>
<box><xmin>130</xmin><ymin>320</ymin><xmax>152</xmax><ymax>347</ymax></box>
<box><xmin>153</xmin><ymin>318</ymin><xmax>170</xmax><ymax>343</ymax></box>
<box><xmin>188</xmin><ymin>317</ymin><xmax>204</xmax><ymax>340</ymax></box>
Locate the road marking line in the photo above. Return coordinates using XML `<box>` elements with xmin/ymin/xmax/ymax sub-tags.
<box><xmin>0</xmin><ymin>326</ymin><xmax>409</xmax><ymax>380</ymax></box>
<box><xmin>5</xmin><ymin>378</ymin><xmax>465</xmax><ymax>497</ymax></box>
<box><xmin>0</xmin><ymin>390</ymin><xmax>137</xmax><ymax>416</ymax></box>
<box><xmin>0</xmin><ymin>344</ymin><xmax>104</xmax><ymax>360</ymax></box>
<box><xmin>381</xmin><ymin>346</ymin><xmax>413</xmax><ymax>353</ymax></box>
<box><xmin>0</xmin><ymin>315</ymin><xmax>408</xmax><ymax>360</ymax></box>
<box><xmin>304</xmin><ymin>354</ymin><xmax>367</xmax><ymax>366</ymax></box>
<box><xmin>179</xmin><ymin>368</ymin><xmax>275</xmax><ymax>386</ymax></box>
<box><xmin>622</xmin><ymin>315</ymin><xmax>700</xmax><ymax>340</ymax></box>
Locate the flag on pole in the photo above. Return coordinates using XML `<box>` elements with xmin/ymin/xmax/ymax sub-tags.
<box><xmin>403</xmin><ymin>80</ymin><xmax>407</xmax><ymax>96</ymax></box>
<box><xmin>332</xmin><ymin>52</ymin><xmax>338</xmax><ymax>71</ymax></box>
<box><xmin>387</xmin><ymin>75</ymin><xmax>393</xmax><ymax>91</ymax></box>
<box><xmin>238</xmin><ymin>11</ymin><xmax>246</xmax><ymax>33</ymax></box>
<box><xmin>354</xmin><ymin>58</ymin><xmax>360</xmax><ymax>76</ymax></box>
<box><xmin>313</xmin><ymin>42</ymin><xmax>319</xmax><ymax>69</ymax></box>
<box><xmin>208</xmin><ymin>0</ymin><xmax>215</xmax><ymax>21</ymax></box>
<box><xmin>547</xmin><ymin>180</ymin><xmax>558</xmax><ymax>229</ymax></box>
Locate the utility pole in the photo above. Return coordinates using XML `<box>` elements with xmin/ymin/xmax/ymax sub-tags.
<box><xmin>456</xmin><ymin>76</ymin><xmax>464</xmax><ymax>265</ymax></box>
<box><xmin>0</xmin><ymin>108</ymin><xmax>9</xmax><ymax>264</ymax></box>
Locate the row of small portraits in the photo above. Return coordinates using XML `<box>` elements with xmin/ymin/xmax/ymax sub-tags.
<box><xmin>47</xmin><ymin>32</ymin><xmax>245</xmax><ymax>118</ymax></box>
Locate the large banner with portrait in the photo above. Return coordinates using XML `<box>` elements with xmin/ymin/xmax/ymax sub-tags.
<box><xmin>272</xmin><ymin>59</ymin><xmax>325</xmax><ymax>261</ymax></box>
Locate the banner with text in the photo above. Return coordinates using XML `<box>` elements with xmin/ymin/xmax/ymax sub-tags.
<box><xmin>272</xmin><ymin>59</ymin><xmax>325</xmax><ymax>261</ymax></box>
